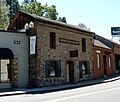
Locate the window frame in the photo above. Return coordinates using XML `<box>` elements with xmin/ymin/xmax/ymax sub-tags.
<box><xmin>82</xmin><ymin>38</ymin><xmax>86</xmax><ymax>52</ymax></box>
<box><xmin>45</xmin><ymin>60</ymin><xmax>61</xmax><ymax>77</ymax></box>
<box><xmin>50</xmin><ymin>32</ymin><xmax>56</xmax><ymax>49</ymax></box>
<box><xmin>108</xmin><ymin>56</ymin><xmax>111</xmax><ymax>68</ymax></box>
<box><xmin>97</xmin><ymin>54</ymin><xmax>100</xmax><ymax>68</ymax></box>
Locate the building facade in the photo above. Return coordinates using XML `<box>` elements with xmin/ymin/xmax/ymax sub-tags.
<box><xmin>0</xmin><ymin>31</ymin><xmax>28</xmax><ymax>89</ymax></box>
<box><xmin>113</xmin><ymin>42</ymin><xmax>120</xmax><ymax>74</ymax></box>
<box><xmin>93</xmin><ymin>39</ymin><xmax>114</xmax><ymax>79</ymax></box>
<box><xmin>8</xmin><ymin>11</ymin><xmax>94</xmax><ymax>87</ymax></box>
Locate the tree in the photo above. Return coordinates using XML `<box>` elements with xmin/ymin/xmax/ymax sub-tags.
<box><xmin>0</xmin><ymin>0</ymin><xmax>9</xmax><ymax>30</ymax></box>
<box><xmin>21</xmin><ymin>2</ymin><xmax>46</xmax><ymax>16</ymax></box>
<box><xmin>44</xmin><ymin>5</ymin><xmax>58</xmax><ymax>20</ymax></box>
<box><xmin>58</xmin><ymin>17</ymin><xmax>67</xmax><ymax>23</ymax></box>
<box><xmin>20</xmin><ymin>1</ymin><xmax>67</xmax><ymax>23</ymax></box>
<box><xmin>78</xmin><ymin>23</ymin><xmax>90</xmax><ymax>31</ymax></box>
<box><xmin>6</xmin><ymin>0</ymin><xmax>20</xmax><ymax>22</ymax></box>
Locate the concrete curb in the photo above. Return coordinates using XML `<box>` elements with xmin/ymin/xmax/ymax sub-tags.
<box><xmin>0</xmin><ymin>75</ymin><xmax>120</xmax><ymax>97</ymax></box>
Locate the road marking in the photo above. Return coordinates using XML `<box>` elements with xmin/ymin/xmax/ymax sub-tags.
<box><xmin>43</xmin><ymin>86</ymin><xmax>120</xmax><ymax>102</ymax></box>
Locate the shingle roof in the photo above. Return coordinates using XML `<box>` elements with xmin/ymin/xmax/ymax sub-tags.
<box><xmin>94</xmin><ymin>39</ymin><xmax>111</xmax><ymax>49</ymax></box>
<box><xmin>18</xmin><ymin>10</ymin><xmax>94</xmax><ymax>34</ymax></box>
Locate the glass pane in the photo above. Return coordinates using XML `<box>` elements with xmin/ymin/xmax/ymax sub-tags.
<box><xmin>1</xmin><ymin>59</ymin><xmax>10</xmax><ymax>82</ymax></box>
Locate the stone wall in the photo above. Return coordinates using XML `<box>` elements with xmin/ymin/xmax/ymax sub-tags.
<box><xmin>35</xmin><ymin>22</ymin><xmax>93</xmax><ymax>87</ymax></box>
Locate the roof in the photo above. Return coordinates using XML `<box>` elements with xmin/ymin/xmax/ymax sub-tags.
<box><xmin>8</xmin><ymin>10</ymin><xmax>94</xmax><ymax>35</ymax></box>
<box><xmin>94</xmin><ymin>40</ymin><xmax>111</xmax><ymax>49</ymax></box>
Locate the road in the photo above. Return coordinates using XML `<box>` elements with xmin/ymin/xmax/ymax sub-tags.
<box><xmin>1</xmin><ymin>79</ymin><xmax>120</xmax><ymax>102</ymax></box>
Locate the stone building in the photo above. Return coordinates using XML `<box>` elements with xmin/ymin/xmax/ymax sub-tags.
<box><xmin>8</xmin><ymin>11</ymin><xmax>94</xmax><ymax>87</ymax></box>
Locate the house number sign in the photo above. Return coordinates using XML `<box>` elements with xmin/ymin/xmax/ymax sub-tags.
<box><xmin>14</xmin><ymin>40</ymin><xmax>21</xmax><ymax>45</ymax></box>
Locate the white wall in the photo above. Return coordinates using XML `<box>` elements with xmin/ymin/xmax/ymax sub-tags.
<box><xmin>0</xmin><ymin>31</ymin><xmax>28</xmax><ymax>88</ymax></box>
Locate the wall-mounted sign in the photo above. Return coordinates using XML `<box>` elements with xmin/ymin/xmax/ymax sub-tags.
<box><xmin>70</xmin><ymin>50</ymin><xmax>78</xmax><ymax>57</ymax></box>
<box><xmin>30</xmin><ymin>36</ymin><xmax>36</xmax><ymax>55</ymax></box>
<box><xmin>59</xmin><ymin>38</ymin><xmax>79</xmax><ymax>45</ymax></box>
<box><xmin>111</xmin><ymin>27</ymin><xmax>120</xmax><ymax>35</ymax></box>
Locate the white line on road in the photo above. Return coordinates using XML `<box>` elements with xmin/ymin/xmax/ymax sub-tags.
<box><xmin>43</xmin><ymin>86</ymin><xmax>120</xmax><ymax>102</ymax></box>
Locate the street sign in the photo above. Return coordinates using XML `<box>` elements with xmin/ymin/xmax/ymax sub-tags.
<box><xmin>111</xmin><ymin>27</ymin><xmax>120</xmax><ymax>35</ymax></box>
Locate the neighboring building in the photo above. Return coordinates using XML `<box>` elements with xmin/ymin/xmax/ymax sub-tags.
<box><xmin>8</xmin><ymin>11</ymin><xmax>94</xmax><ymax>87</ymax></box>
<box><xmin>0</xmin><ymin>30</ymin><xmax>28</xmax><ymax>89</ymax></box>
<box><xmin>93</xmin><ymin>39</ymin><xmax>114</xmax><ymax>79</ymax></box>
<box><xmin>113</xmin><ymin>42</ymin><xmax>120</xmax><ymax>74</ymax></box>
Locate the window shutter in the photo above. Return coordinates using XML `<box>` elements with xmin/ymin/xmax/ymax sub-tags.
<box><xmin>56</xmin><ymin>60</ymin><xmax>61</xmax><ymax>77</ymax></box>
<box><xmin>79</xmin><ymin>61</ymin><xmax>82</xmax><ymax>78</ymax></box>
<box><xmin>87</xmin><ymin>61</ymin><xmax>90</xmax><ymax>74</ymax></box>
<box><xmin>45</xmin><ymin>60</ymin><xmax>50</xmax><ymax>77</ymax></box>
<box><xmin>79</xmin><ymin>61</ymin><xmax>82</xmax><ymax>72</ymax></box>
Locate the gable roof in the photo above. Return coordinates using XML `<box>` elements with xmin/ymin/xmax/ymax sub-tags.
<box><xmin>94</xmin><ymin>39</ymin><xmax>111</xmax><ymax>49</ymax></box>
<box><xmin>8</xmin><ymin>10</ymin><xmax>94</xmax><ymax>35</ymax></box>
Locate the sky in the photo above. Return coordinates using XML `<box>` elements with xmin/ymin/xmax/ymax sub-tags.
<box><xmin>19</xmin><ymin>0</ymin><xmax>120</xmax><ymax>41</ymax></box>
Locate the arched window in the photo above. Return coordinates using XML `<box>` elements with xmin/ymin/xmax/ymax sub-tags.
<box><xmin>97</xmin><ymin>54</ymin><xmax>100</xmax><ymax>68</ymax></box>
<box><xmin>109</xmin><ymin>56</ymin><xmax>111</xmax><ymax>68</ymax></box>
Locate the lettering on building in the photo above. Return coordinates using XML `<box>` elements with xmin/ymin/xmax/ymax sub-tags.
<box><xmin>59</xmin><ymin>38</ymin><xmax>79</xmax><ymax>45</ymax></box>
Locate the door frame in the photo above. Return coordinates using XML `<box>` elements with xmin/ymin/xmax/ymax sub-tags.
<box><xmin>66</xmin><ymin>61</ymin><xmax>74</xmax><ymax>83</ymax></box>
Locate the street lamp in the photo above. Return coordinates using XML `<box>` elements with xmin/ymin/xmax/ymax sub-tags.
<box><xmin>24</xmin><ymin>21</ymin><xmax>36</xmax><ymax>88</ymax></box>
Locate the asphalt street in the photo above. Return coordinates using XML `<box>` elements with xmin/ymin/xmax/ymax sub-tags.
<box><xmin>1</xmin><ymin>79</ymin><xmax>120</xmax><ymax>102</ymax></box>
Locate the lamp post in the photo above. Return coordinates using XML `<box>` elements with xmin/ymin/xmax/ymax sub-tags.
<box><xmin>25</xmin><ymin>21</ymin><xmax>36</xmax><ymax>88</ymax></box>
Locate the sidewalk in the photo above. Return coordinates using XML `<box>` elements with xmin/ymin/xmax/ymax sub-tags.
<box><xmin>0</xmin><ymin>74</ymin><xmax>120</xmax><ymax>97</ymax></box>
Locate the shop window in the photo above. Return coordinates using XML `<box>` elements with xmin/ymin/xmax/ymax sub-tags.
<box><xmin>50</xmin><ymin>32</ymin><xmax>56</xmax><ymax>49</ymax></box>
<box><xmin>82</xmin><ymin>61</ymin><xmax>87</xmax><ymax>74</ymax></box>
<box><xmin>79</xmin><ymin>61</ymin><xmax>90</xmax><ymax>78</ymax></box>
<box><xmin>50</xmin><ymin>61</ymin><xmax>56</xmax><ymax>76</ymax></box>
<box><xmin>82</xmin><ymin>38</ymin><xmax>86</xmax><ymax>52</ymax></box>
<box><xmin>97</xmin><ymin>54</ymin><xmax>100</xmax><ymax>68</ymax></box>
<box><xmin>0</xmin><ymin>59</ymin><xmax>10</xmax><ymax>82</ymax></box>
<box><xmin>45</xmin><ymin>60</ymin><xmax>61</xmax><ymax>77</ymax></box>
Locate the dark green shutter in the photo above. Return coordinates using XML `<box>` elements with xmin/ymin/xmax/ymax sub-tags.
<box><xmin>45</xmin><ymin>60</ymin><xmax>50</xmax><ymax>77</ymax></box>
<box><xmin>56</xmin><ymin>60</ymin><xmax>61</xmax><ymax>77</ymax></box>
<box><xmin>79</xmin><ymin>61</ymin><xmax>82</xmax><ymax>78</ymax></box>
<box><xmin>87</xmin><ymin>61</ymin><xmax>90</xmax><ymax>74</ymax></box>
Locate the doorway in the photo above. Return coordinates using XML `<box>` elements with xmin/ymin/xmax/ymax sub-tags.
<box><xmin>103</xmin><ymin>55</ymin><xmax>107</xmax><ymax>76</ymax></box>
<box><xmin>66</xmin><ymin>61</ymin><xmax>74</xmax><ymax>83</ymax></box>
<box><xmin>0</xmin><ymin>48</ymin><xmax>18</xmax><ymax>88</ymax></box>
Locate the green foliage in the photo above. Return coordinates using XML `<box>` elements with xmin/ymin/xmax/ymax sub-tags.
<box><xmin>78</xmin><ymin>23</ymin><xmax>90</xmax><ymax>31</ymax></box>
<box><xmin>0</xmin><ymin>0</ymin><xmax>9</xmax><ymax>30</ymax></box>
<box><xmin>58</xmin><ymin>17</ymin><xmax>67</xmax><ymax>23</ymax></box>
<box><xmin>9</xmin><ymin>0</ymin><xmax>19</xmax><ymax>22</ymax></box>
<box><xmin>21</xmin><ymin>2</ymin><xmax>45</xmax><ymax>16</ymax></box>
<box><xmin>44</xmin><ymin>5</ymin><xmax>58</xmax><ymax>20</ymax></box>
<box><xmin>20</xmin><ymin>1</ymin><xmax>67</xmax><ymax>23</ymax></box>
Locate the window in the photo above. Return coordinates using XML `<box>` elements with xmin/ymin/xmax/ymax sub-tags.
<box><xmin>45</xmin><ymin>60</ymin><xmax>61</xmax><ymax>77</ymax></box>
<box><xmin>97</xmin><ymin>54</ymin><xmax>100</xmax><ymax>68</ymax></box>
<box><xmin>0</xmin><ymin>59</ymin><xmax>10</xmax><ymax>82</ymax></box>
<box><xmin>82</xmin><ymin>61</ymin><xmax>87</xmax><ymax>74</ymax></box>
<box><xmin>79</xmin><ymin>61</ymin><xmax>90</xmax><ymax>78</ymax></box>
<box><xmin>82</xmin><ymin>38</ymin><xmax>86</xmax><ymax>52</ymax></box>
<box><xmin>50</xmin><ymin>32</ymin><xmax>56</xmax><ymax>49</ymax></box>
<box><xmin>50</xmin><ymin>61</ymin><xmax>56</xmax><ymax>76</ymax></box>
<box><xmin>109</xmin><ymin>56</ymin><xmax>111</xmax><ymax>68</ymax></box>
